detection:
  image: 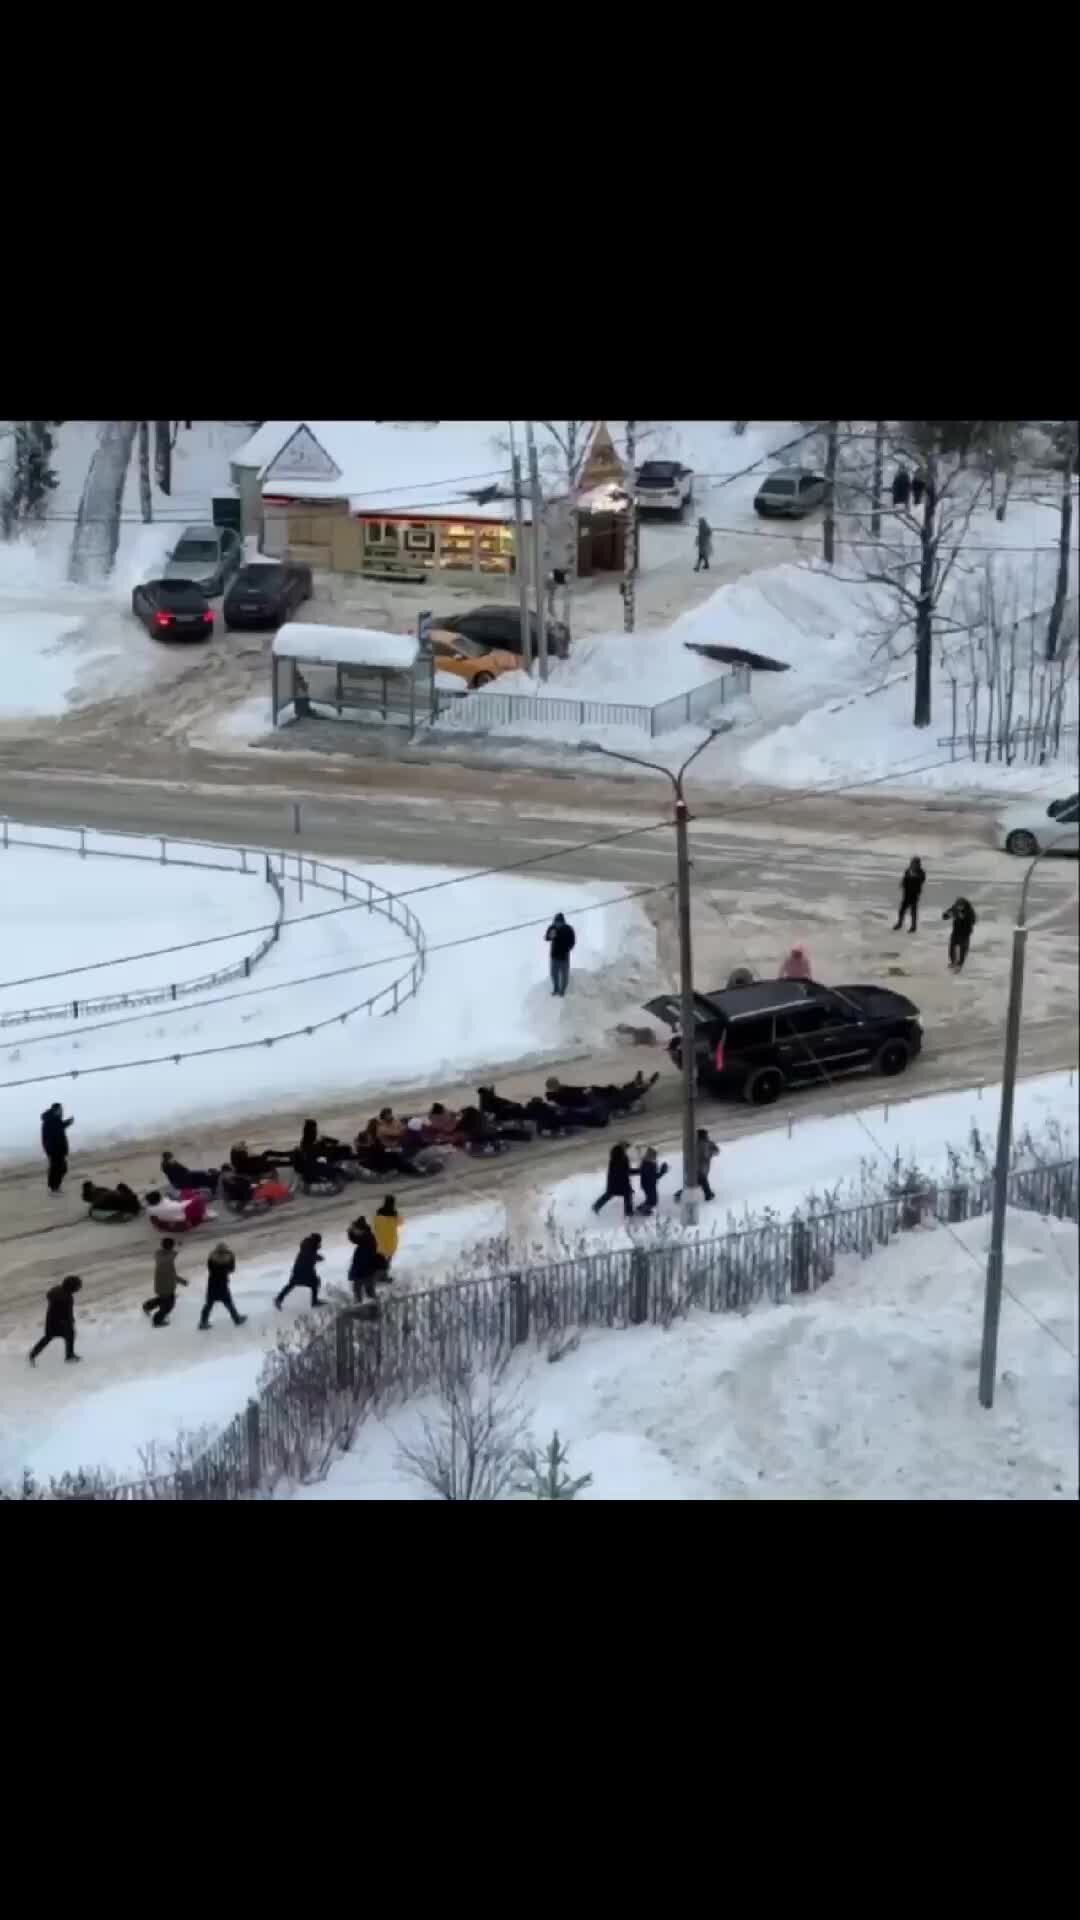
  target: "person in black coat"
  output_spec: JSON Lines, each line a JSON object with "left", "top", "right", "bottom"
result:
{"left": 161, "top": 1152, "right": 219, "bottom": 1195}
{"left": 592, "top": 1142, "right": 635, "bottom": 1218}
{"left": 29, "top": 1275, "right": 82, "bottom": 1364}
{"left": 943, "top": 898, "right": 977, "bottom": 971}
{"left": 198, "top": 1243, "right": 246, "bottom": 1330}
{"left": 82, "top": 1179, "right": 142, "bottom": 1220}
{"left": 274, "top": 1233, "right": 324, "bottom": 1312}
{"left": 894, "top": 857, "right": 926, "bottom": 932}
{"left": 891, "top": 467, "right": 911, "bottom": 509}
{"left": 544, "top": 913, "right": 577, "bottom": 997}
{"left": 347, "top": 1217, "right": 386, "bottom": 1303}
{"left": 911, "top": 469, "right": 927, "bottom": 508}
{"left": 41, "top": 1103, "right": 74, "bottom": 1194}
{"left": 633, "top": 1146, "right": 669, "bottom": 1216}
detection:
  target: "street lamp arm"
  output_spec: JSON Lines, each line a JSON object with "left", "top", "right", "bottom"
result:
{"left": 1018, "top": 831, "right": 1076, "bottom": 925}
{"left": 676, "top": 727, "right": 725, "bottom": 788}
{"left": 586, "top": 742, "right": 677, "bottom": 788}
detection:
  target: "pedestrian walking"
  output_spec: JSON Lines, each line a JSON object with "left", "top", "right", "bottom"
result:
{"left": 28, "top": 1275, "right": 82, "bottom": 1365}
{"left": 41, "top": 1102, "right": 74, "bottom": 1194}
{"left": 274, "top": 1233, "right": 324, "bottom": 1312}
{"left": 347, "top": 1217, "right": 385, "bottom": 1303}
{"left": 592, "top": 1142, "right": 635, "bottom": 1218}
{"left": 142, "top": 1237, "right": 188, "bottom": 1328}
{"left": 894, "top": 857, "right": 926, "bottom": 932}
{"left": 943, "top": 897, "right": 977, "bottom": 971}
{"left": 779, "top": 945, "right": 813, "bottom": 981}
{"left": 198, "top": 1242, "right": 246, "bottom": 1329}
{"left": 693, "top": 517, "right": 713, "bottom": 572}
{"left": 911, "top": 469, "right": 927, "bottom": 508}
{"left": 545, "top": 913, "right": 576, "bottom": 997}
{"left": 372, "top": 1198, "right": 400, "bottom": 1274}
{"left": 675, "top": 1130, "right": 719, "bottom": 1204}
{"left": 891, "top": 467, "right": 911, "bottom": 509}
{"left": 633, "top": 1146, "right": 669, "bottom": 1216}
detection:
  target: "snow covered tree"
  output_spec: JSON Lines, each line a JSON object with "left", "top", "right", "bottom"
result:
{"left": 68, "top": 420, "right": 137, "bottom": 583}
{"left": 514, "top": 1431, "right": 592, "bottom": 1500}
{"left": 1, "top": 421, "right": 61, "bottom": 537}
{"left": 137, "top": 421, "right": 153, "bottom": 522}
{"left": 1038, "top": 421, "right": 1078, "bottom": 662}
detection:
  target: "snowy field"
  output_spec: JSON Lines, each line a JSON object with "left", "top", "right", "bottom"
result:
{"left": 301, "top": 1207, "right": 1077, "bottom": 1502}
{"left": 0, "top": 1071, "right": 1073, "bottom": 1491}
{"left": 0, "top": 845, "right": 658, "bottom": 1162}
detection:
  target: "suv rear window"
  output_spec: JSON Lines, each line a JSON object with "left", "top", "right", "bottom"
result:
{"left": 233, "top": 566, "right": 284, "bottom": 590}
{"left": 760, "top": 478, "right": 795, "bottom": 496}
{"left": 640, "top": 463, "right": 678, "bottom": 481}
{"left": 157, "top": 580, "right": 208, "bottom": 608}
{"left": 173, "top": 538, "right": 219, "bottom": 562}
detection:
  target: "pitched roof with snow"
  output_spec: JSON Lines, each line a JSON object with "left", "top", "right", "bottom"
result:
{"left": 233, "top": 420, "right": 527, "bottom": 519}
{"left": 273, "top": 623, "right": 420, "bottom": 671}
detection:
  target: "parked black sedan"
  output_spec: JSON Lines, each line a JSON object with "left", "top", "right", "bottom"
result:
{"left": 223, "top": 561, "right": 313, "bottom": 631}
{"left": 132, "top": 577, "right": 215, "bottom": 640}
{"left": 645, "top": 976, "right": 923, "bottom": 1106}
{"left": 434, "top": 603, "right": 570, "bottom": 656}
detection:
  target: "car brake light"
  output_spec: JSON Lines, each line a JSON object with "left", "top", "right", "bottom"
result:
{"left": 714, "top": 1035, "right": 725, "bottom": 1072}
{"left": 155, "top": 612, "right": 172, "bottom": 626}
{"left": 203, "top": 610, "right": 214, "bottom": 621}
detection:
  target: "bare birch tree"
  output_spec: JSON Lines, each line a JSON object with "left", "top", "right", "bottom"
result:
{"left": 1042, "top": 421, "right": 1078, "bottom": 662}
{"left": 154, "top": 420, "right": 172, "bottom": 495}
{"left": 137, "top": 421, "right": 153, "bottom": 523}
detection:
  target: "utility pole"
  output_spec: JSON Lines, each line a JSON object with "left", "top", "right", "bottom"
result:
{"left": 871, "top": 421, "right": 884, "bottom": 539}
{"left": 508, "top": 421, "right": 532, "bottom": 672}
{"left": 524, "top": 421, "right": 548, "bottom": 681}
{"left": 585, "top": 730, "right": 723, "bottom": 1226}
{"left": 979, "top": 837, "right": 1072, "bottom": 1406}
{"left": 623, "top": 417, "right": 637, "bottom": 632}
{"left": 823, "top": 420, "right": 839, "bottom": 564}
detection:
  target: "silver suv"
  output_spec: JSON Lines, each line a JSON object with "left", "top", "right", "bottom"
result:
{"left": 754, "top": 469, "right": 827, "bottom": 518}
{"left": 164, "top": 523, "right": 243, "bottom": 596}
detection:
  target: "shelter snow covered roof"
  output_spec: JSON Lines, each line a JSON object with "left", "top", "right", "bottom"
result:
{"left": 273, "top": 624, "right": 419, "bottom": 671}
{"left": 233, "top": 420, "right": 527, "bottom": 517}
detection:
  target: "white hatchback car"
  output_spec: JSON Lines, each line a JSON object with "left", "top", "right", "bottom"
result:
{"left": 997, "top": 791, "right": 1079, "bottom": 856}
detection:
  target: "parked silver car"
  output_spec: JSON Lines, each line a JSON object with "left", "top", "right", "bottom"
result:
{"left": 754, "top": 469, "right": 827, "bottom": 518}
{"left": 163, "top": 524, "right": 243, "bottom": 597}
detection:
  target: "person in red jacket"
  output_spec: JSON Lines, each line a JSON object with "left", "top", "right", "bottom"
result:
{"left": 779, "top": 946, "right": 813, "bottom": 981}
{"left": 145, "top": 1188, "right": 212, "bottom": 1233}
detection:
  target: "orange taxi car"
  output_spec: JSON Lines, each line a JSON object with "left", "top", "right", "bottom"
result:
{"left": 427, "top": 628, "right": 519, "bottom": 690}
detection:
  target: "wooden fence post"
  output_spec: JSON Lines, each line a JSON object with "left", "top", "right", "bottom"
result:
{"left": 510, "top": 1273, "right": 529, "bottom": 1347}
{"left": 335, "top": 1313, "right": 353, "bottom": 1392}
{"left": 790, "top": 1219, "right": 810, "bottom": 1295}
{"left": 629, "top": 1248, "right": 650, "bottom": 1325}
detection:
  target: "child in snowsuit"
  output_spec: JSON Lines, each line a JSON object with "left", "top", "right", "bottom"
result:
{"left": 29, "top": 1275, "right": 82, "bottom": 1364}
{"left": 894, "top": 858, "right": 926, "bottom": 932}
{"left": 943, "top": 898, "right": 977, "bottom": 971}
{"left": 593, "top": 1143, "right": 635, "bottom": 1218}
{"left": 274, "top": 1233, "right": 324, "bottom": 1312}
{"left": 142, "top": 1238, "right": 188, "bottom": 1327}
{"left": 633, "top": 1147, "right": 669, "bottom": 1216}
{"left": 199, "top": 1243, "right": 245, "bottom": 1329}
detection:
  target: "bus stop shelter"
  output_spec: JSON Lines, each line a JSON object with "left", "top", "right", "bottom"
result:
{"left": 271, "top": 623, "right": 430, "bottom": 728}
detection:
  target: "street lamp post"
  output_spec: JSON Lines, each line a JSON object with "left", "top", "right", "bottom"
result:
{"left": 979, "top": 834, "right": 1074, "bottom": 1408}
{"left": 586, "top": 730, "right": 724, "bottom": 1226}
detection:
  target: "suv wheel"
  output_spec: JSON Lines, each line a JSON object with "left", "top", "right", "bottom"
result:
{"left": 743, "top": 1065, "right": 784, "bottom": 1106}
{"left": 875, "top": 1038, "right": 910, "bottom": 1077}
{"left": 472, "top": 671, "right": 495, "bottom": 688}
{"left": 1005, "top": 828, "right": 1038, "bottom": 856}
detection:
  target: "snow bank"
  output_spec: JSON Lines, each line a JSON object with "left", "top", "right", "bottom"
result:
{"left": 302, "top": 1206, "right": 1077, "bottom": 1501}
{"left": 274, "top": 623, "right": 419, "bottom": 671}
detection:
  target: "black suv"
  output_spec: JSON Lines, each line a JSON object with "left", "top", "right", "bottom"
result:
{"left": 433, "top": 604, "right": 570, "bottom": 656}
{"left": 223, "top": 562, "right": 313, "bottom": 632}
{"left": 644, "top": 978, "right": 922, "bottom": 1107}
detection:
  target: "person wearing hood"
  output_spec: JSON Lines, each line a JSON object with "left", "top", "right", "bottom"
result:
{"left": 372, "top": 1197, "right": 401, "bottom": 1271}
{"left": 544, "top": 913, "right": 577, "bottom": 997}
{"left": 693, "top": 518, "right": 713, "bottom": 572}
{"left": 274, "top": 1233, "right": 324, "bottom": 1312}
{"left": 142, "top": 1238, "right": 188, "bottom": 1328}
{"left": 675, "top": 1130, "right": 719, "bottom": 1204}
{"left": 891, "top": 467, "right": 911, "bottom": 509}
{"left": 894, "top": 858, "right": 926, "bottom": 932}
{"left": 592, "top": 1142, "right": 635, "bottom": 1218}
{"left": 198, "top": 1243, "right": 245, "bottom": 1330}
{"left": 633, "top": 1146, "right": 669, "bottom": 1216}
{"left": 348, "top": 1217, "right": 386, "bottom": 1303}
{"left": 943, "top": 897, "right": 977, "bottom": 971}
{"left": 41, "top": 1103, "right": 74, "bottom": 1194}
{"left": 29, "top": 1275, "right": 82, "bottom": 1364}
{"left": 82, "top": 1179, "right": 142, "bottom": 1220}
{"left": 779, "top": 946, "right": 813, "bottom": 982}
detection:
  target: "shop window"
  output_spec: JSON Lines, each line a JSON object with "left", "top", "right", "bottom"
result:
{"left": 439, "top": 522, "right": 477, "bottom": 570}
{"left": 365, "top": 521, "right": 382, "bottom": 543}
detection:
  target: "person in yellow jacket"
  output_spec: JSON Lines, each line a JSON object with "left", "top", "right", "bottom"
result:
{"left": 372, "top": 1196, "right": 400, "bottom": 1273}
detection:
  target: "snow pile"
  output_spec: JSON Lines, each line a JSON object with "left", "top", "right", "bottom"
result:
{"left": 302, "top": 1205, "right": 1077, "bottom": 1501}
{"left": 273, "top": 624, "right": 419, "bottom": 670}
